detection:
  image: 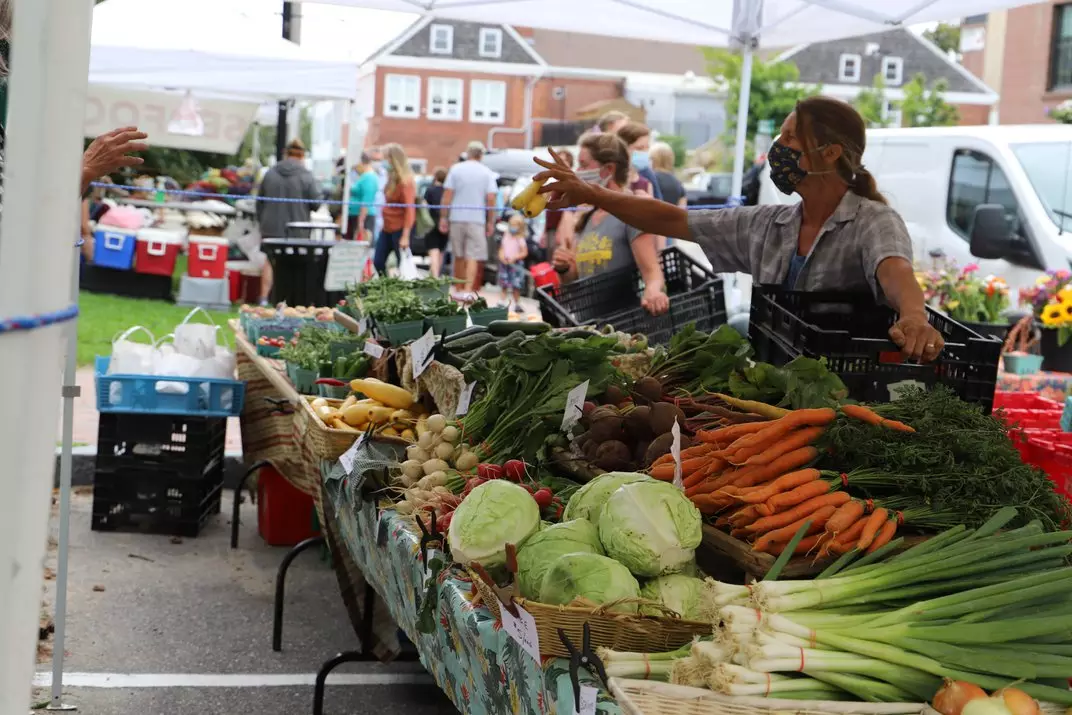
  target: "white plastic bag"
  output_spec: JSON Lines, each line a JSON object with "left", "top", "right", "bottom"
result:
{"left": 153, "top": 335, "right": 196, "bottom": 394}
{"left": 108, "top": 326, "right": 158, "bottom": 375}
{"left": 398, "top": 249, "right": 420, "bottom": 281}
{"left": 173, "top": 307, "right": 220, "bottom": 360}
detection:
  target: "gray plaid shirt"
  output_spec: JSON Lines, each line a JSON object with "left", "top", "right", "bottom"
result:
{"left": 686, "top": 191, "right": 913, "bottom": 298}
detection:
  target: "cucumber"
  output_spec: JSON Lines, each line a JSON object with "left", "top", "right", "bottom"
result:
{"left": 462, "top": 342, "right": 501, "bottom": 363}
{"left": 487, "top": 320, "right": 551, "bottom": 336}
{"left": 442, "top": 325, "right": 487, "bottom": 345}
{"left": 437, "top": 351, "right": 467, "bottom": 369}
{"left": 496, "top": 330, "right": 529, "bottom": 350}
{"left": 444, "top": 331, "right": 496, "bottom": 353}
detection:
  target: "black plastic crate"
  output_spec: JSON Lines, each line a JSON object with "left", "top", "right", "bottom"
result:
{"left": 95, "top": 413, "right": 226, "bottom": 477}
{"left": 749, "top": 286, "right": 1001, "bottom": 412}
{"left": 91, "top": 463, "right": 223, "bottom": 537}
{"left": 537, "top": 247, "right": 726, "bottom": 343}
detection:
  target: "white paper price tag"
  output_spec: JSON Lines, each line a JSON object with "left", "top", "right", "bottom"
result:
{"left": 338, "top": 432, "right": 366, "bottom": 474}
{"left": 671, "top": 419, "right": 683, "bottom": 490}
{"left": 363, "top": 340, "right": 385, "bottom": 359}
{"left": 357, "top": 317, "right": 368, "bottom": 334}
{"left": 572, "top": 685, "right": 598, "bottom": 715}
{"left": 561, "top": 379, "right": 590, "bottom": 432}
{"left": 456, "top": 381, "right": 477, "bottom": 417}
{"left": 500, "top": 603, "right": 541, "bottom": 662}
{"left": 465, "top": 309, "right": 474, "bottom": 329}
{"left": 411, "top": 328, "right": 436, "bottom": 380}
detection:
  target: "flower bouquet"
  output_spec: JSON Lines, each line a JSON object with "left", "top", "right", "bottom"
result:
{"left": 916, "top": 262, "right": 1010, "bottom": 338}
{"left": 1019, "top": 269, "right": 1072, "bottom": 371}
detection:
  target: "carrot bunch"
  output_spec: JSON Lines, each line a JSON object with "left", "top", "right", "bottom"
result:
{"left": 666, "top": 405, "right": 907, "bottom": 558}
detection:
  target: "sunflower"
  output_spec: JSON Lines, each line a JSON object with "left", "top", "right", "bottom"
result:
{"left": 1042, "top": 303, "right": 1065, "bottom": 326}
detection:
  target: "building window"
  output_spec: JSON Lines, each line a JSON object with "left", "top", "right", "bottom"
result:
{"left": 838, "top": 53, "right": 861, "bottom": 82}
{"left": 478, "top": 28, "right": 503, "bottom": 58}
{"left": 964, "top": 13, "right": 988, "bottom": 25}
{"left": 1053, "top": 5, "right": 1072, "bottom": 88}
{"left": 882, "top": 56, "right": 904, "bottom": 86}
{"left": 470, "top": 79, "right": 506, "bottom": 123}
{"left": 883, "top": 101, "right": 903, "bottom": 128}
{"left": 384, "top": 74, "right": 420, "bottom": 119}
{"left": 427, "top": 77, "right": 463, "bottom": 121}
{"left": 429, "top": 24, "right": 453, "bottom": 55}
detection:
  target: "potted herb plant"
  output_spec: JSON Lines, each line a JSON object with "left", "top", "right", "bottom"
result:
{"left": 365, "top": 291, "right": 426, "bottom": 345}
{"left": 1020, "top": 269, "right": 1072, "bottom": 372}
{"left": 917, "top": 263, "right": 1010, "bottom": 340}
{"left": 468, "top": 296, "right": 509, "bottom": 326}
{"left": 424, "top": 296, "right": 467, "bottom": 337}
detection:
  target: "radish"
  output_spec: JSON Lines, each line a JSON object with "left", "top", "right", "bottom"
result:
{"left": 503, "top": 459, "right": 526, "bottom": 482}
{"left": 533, "top": 488, "right": 553, "bottom": 508}
{"left": 477, "top": 463, "right": 503, "bottom": 480}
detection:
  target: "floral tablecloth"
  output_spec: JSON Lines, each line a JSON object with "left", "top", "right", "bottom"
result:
{"left": 998, "top": 370, "right": 1072, "bottom": 403}
{"left": 324, "top": 471, "right": 620, "bottom": 715}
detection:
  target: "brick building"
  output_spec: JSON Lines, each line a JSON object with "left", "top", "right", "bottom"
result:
{"left": 961, "top": 3, "right": 1072, "bottom": 124}
{"left": 355, "top": 17, "right": 726, "bottom": 170}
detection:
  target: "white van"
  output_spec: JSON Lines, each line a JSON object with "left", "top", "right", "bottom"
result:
{"left": 757, "top": 124, "right": 1072, "bottom": 306}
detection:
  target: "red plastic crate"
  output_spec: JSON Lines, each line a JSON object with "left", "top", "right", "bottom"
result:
{"left": 993, "top": 391, "right": 1063, "bottom": 431}
{"left": 1018, "top": 429, "right": 1072, "bottom": 499}
{"left": 257, "top": 465, "right": 320, "bottom": 546}
{"left": 993, "top": 392, "right": 1062, "bottom": 410}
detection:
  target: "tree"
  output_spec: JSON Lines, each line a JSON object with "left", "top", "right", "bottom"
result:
{"left": 704, "top": 48, "right": 816, "bottom": 147}
{"left": 899, "top": 73, "right": 960, "bottom": 127}
{"left": 923, "top": 23, "right": 962, "bottom": 58}
{"left": 854, "top": 74, "right": 891, "bottom": 128}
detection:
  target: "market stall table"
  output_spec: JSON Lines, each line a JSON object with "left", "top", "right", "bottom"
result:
{"left": 997, "top": 369, "right": 1072, "bottom": 403}
{"left": 322, "top": 466, "right": 620, "bottom": 715}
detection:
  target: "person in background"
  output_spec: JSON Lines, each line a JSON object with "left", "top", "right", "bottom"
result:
{"left": 367, "top": 145, "right": 388, "bottom": 238}
{"left": 498, "top": 213, "right": 529, "bottom": 312}
{"left": 421, "top": 167, "right": 449, "bottom": 277}
{"left": 346, "top": 152, "right": 379, "bottom": 242}
{"left": 741, "top": 153, "right": 767, "bottom": 207}
{"left": 650, "top": 142, "right": 686, "bottom": 208}
{"left": 256, "top": 138, "right": 320, "bottom": 238}
{"left": 373, "top": 143, "right": 416, "bottom": 275}
{"left": 539, "top": 148, "right": 573, "bottom": 261}
{"left": 616, "top": 122, "right": 664, "bottom": 201}
{"left": 535, "top": 96, "right": 945, "bottom": 361}
{"left": 78, "top": 129, "right": 149, "bottom": 264}
{"left": 80, "top": 177, "right": 114, "bottom": 263}
{"left": 550, "top": 132, "right": 669, "bottom": 316}
{"left": 439, "top": 140, "right": 498, "bottom": 293}
{"left": 596, "top": 110, "right": 629, "bottom": 135}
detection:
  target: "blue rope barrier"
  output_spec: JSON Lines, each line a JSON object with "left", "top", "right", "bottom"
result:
{"left": 0, "top": 304, "right": 79, "bottom": 336}
{"left": 92, "top": 182, "right": 741, "bottom": 212}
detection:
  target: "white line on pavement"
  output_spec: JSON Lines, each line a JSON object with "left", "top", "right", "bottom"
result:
{"left": 32, "top": 672, "right": 433, "bottom": 688}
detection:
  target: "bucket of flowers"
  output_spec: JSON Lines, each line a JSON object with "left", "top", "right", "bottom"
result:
{"left": 1020, "top": 269, "right": 1072, "bottom": 372}
{"left": 916, "top": 262, "right": 1011, "bottom": 340}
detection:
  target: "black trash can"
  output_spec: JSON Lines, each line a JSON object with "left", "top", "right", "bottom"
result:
{"left": 262, "top": 238, "right": 345, "bottom": 307}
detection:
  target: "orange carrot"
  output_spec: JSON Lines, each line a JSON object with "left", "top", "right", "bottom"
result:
{"left": 832, "top": 516, "right": 868, "bottom": 547}
{"left": 731, "top": 408, "right": 837, "bottom": 451}
{"left": 730, "top": 527, "right": 751, "bottom": 540}
{"left": 744, "top": 426, "right": 826, "bottom": 466}
{"left": 696, "top": 421, "right": 770, "bottom": 444}
{"left": 738, "top": 469, "right": 820, "bottom": 504}
{"left": 841, "top": 404, "right": 916, "bottom": 433}
{"left": 866, "top": 519, "right": 898, "bottom": 554}
{"left": 825, "top": 499, "right": 866, "bottom": 536}
{"left": 745, "top": 492, "right": 850, "bottom": 534}
{"left": 652, "top": 443, "right": 713, "bottom": 468}
{"left": 690, "top": 494, "right": 722, "bottom": 515}
{"left": 649, "top": 463, "right": 675, "bottom": 480}
{"left": 730, "top": 447, "right": 819, "bottom": 490}
{"left": 856, "top": 508, "right": 889, "bottom": 551}
{"left": 728, "top": 504, "right": 763, "bottom": 528}
{"left": 766, "top": 479, "right": 833, "bottom": 511}
{"left": 752, "top": 506, "right": 837, "bottom": 551}
{"left": 761, "top": 533, "right": 823, "bottom": 556}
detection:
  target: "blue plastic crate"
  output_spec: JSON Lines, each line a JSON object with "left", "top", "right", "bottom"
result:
{"left": 1062, "top": 396, "right": 1072, "bottom": 433}
{"left": 95, "top": 356, "right": 245, "bottom": 417}
{"left": 94, "top": 228, "right": 137, "bottom": 270}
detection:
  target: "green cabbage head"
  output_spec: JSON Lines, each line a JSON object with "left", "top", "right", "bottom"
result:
{"left": 515, "top": 520, "right": 603, "bottom": 600}
{"left": 598, "top": 480, "right": 702, "bottom": 577}
{"left": 562, "top": 471, "right": 651, "bottom": 524}
{"left": 538, "top": 552, "right": 640, "bottom": 613}
{"left": 448, "top": 480, "right": 539, "bottom": 571}
{"left": 639, "top": 574, "right": 710, "bottom": 620}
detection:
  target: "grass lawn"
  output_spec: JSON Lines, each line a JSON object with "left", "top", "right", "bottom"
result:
{"left": 77, "top": 252, "right": 237, "bottom": 366}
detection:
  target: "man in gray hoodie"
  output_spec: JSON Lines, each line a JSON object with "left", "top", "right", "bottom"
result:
{"left": 256, "top": 138, "right": 322, "bottom": 238}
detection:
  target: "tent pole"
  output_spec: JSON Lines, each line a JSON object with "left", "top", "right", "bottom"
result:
{"left": 0, "top": 0, "right": 90, "bottom": 708}
{"left": 340, "top": 100, "right": 355, "bottom": 238}
{"left": 730, "top": 42, "right": 755, "bottom": 201}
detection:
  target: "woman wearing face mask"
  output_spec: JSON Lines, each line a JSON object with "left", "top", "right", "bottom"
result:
{"left": 551, "top": 132, "right": 669, "bottom": 316}
{"left": 536, "top": 96, "right": 944, "bottom": 362}
{"left": 616, "top": 122, "right": 663, "bottom": 201}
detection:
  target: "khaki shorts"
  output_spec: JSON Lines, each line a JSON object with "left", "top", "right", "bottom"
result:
{"left": 449, "top": 222, "right": 488, "bottom": 261}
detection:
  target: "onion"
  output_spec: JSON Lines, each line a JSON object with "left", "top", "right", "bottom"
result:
{"left": 962, "top": 698, "right": 1013, "bottom": 715}
{"left": 995, "top": 689, "right": 1040, "bottom": 715}
{"left": 934, "top": 679, "right": 989, "bottom": 715}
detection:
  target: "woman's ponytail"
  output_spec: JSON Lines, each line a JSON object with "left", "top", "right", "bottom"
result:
{"left": 850, "top": 167, "right": 887, "bottom": 205}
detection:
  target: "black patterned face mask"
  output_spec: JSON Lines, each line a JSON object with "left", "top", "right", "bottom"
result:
{"left": 767, "top": 140, "right": 833, "bottom": 195}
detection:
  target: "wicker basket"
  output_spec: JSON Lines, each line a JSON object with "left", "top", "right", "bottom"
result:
{"left": 470, "top": 571, "right": 712, "bottom": 659}
{"left": 294, "top": 395, "right": 411, "bottom": 462}
{"left": 609, "top": 679, "right": 931, "bottom": 715}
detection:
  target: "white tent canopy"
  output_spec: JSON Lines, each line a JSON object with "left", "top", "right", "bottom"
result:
{"left": 90, "top": 0, "right": 361, "bottom": 100}
{"left": 286, "top": 0, "right": 1044, "bottom": 192}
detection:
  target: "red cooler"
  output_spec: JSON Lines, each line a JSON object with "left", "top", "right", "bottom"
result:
{"left": 530, "top": 262, "right": 561, "bottom": 291}
{"left": 257, "top": 465, "right": 319, "bottom": 546}
{"left": 188, "top": 235, "right": 229, "bottom": 279}
{"left": 134, "top": 228, "right": 183, "bottom": 276}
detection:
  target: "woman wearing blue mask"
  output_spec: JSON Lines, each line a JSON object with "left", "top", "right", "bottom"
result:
{"left": 616, "top": 122, "right": 663, "bottom": 201}
{"left": 534, "top": 96, "right": 944, "bottom": 363}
